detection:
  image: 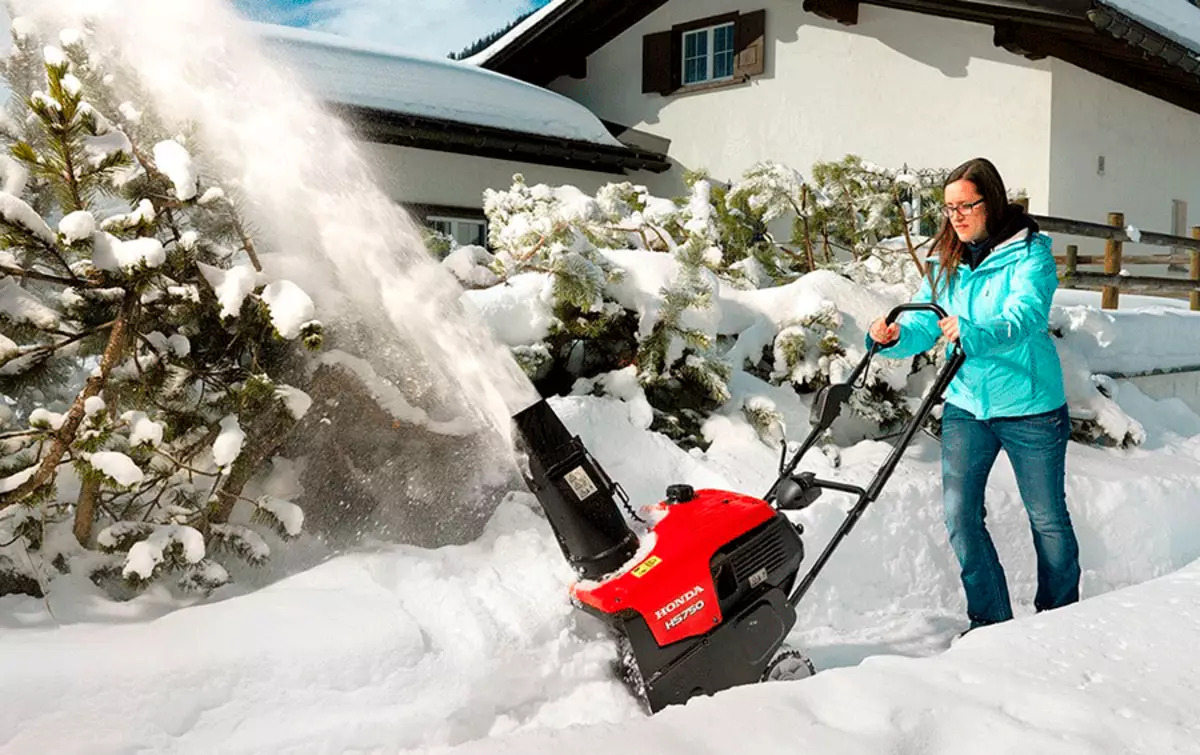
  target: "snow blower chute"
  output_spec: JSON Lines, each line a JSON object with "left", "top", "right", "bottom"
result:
{"left": 513, "top": 303, "right": 965, "bottom": 713}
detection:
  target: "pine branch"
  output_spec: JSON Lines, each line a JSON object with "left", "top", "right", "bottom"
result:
{"left": 0, "top": 319, "right": 117, "bottom": 371}
{"left": 0, "top": 291, "right": 136, "bottom": 510}
{"left": 0, "top": 263, "right": 101, "bottom": 288}
{"left": 891, "top": 187, "right": 926, "bottom": 276}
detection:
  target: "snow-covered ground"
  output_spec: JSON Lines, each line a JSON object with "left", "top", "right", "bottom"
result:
{"left": 3, "top": 365, "right": 1200, "bottom": 753}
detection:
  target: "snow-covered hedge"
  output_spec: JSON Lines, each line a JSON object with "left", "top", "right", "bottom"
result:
{"left": 445, "top": 167, "right": 1149, "bottom": 453}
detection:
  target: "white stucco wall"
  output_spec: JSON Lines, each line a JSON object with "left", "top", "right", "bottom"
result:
{"left": 357, "top": 142, "right": 672, "bottom": 213}
{"left": 1047, "top": 59, "right": 1200, "bottom": 259}
{"left": 550, "top": 1, "right": 1053, "bottom": 210}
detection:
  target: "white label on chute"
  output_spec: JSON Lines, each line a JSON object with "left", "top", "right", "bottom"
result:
{"left": 564, "top": 466, "right": 598, "bottom": 501}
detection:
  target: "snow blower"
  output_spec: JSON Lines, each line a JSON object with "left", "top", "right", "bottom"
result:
{"left": 513, "top": 303, "right": 965, "bottom": 713}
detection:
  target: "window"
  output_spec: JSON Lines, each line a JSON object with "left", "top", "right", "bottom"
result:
{"left": 427, "top": 215, "right": 487, "bottom": 248}
{"left": 642, "top": 10, "right": 766, "bottom": 96}
{"left": 683, "top": 23, "right": 736, "bottom": 85}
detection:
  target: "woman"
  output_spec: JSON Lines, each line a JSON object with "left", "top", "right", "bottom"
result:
{"left": 867, "top": 157, "right": 1080, "bottom": 633}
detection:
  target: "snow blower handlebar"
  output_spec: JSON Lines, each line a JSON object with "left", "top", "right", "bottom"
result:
{"left": 765, "top": 302, "right": 967, "bottom": 608}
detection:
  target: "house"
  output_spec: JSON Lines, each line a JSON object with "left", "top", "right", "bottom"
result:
{"left": 251, "top": 23, "right": 672, "bottom": 246}
{"left": 469, "top": 0, "right": 1200, "bottom": 256}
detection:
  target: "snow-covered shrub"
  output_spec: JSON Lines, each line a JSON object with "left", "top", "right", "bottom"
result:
{"left": 481, "top": 174, "right": 739, "bottom": 447}
{"left": 0, "top": 22, "right": 320, "bottom": 596}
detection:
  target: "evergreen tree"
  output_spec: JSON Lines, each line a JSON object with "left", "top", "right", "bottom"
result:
{"left": 0, "top": 21, "right": 322, "bottom": 595}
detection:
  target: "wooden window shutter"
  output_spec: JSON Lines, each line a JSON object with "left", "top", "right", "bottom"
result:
{"left": 642, "top": 31, "right": 673, "bottom": 94}
{"left": 734, "top": 9, "right": 766, "bottom": 78}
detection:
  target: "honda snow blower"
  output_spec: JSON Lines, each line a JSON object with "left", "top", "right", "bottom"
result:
{"left": 512, "top": 304, "right": 964, "bottom": 713}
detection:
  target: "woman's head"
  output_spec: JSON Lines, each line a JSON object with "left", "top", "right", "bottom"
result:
{"left": 928, "top": 157, "right": 1013, "bottom": 296}
{"left": 942, "top": 157, "right": 1009, "bottom": 244}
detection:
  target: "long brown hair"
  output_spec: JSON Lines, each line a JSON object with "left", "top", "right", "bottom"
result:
{"left": 927, "top": 157, "right": 1010, "bottom": 299}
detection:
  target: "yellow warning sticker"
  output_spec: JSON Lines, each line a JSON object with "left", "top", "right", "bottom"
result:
{"left": 632, "top": 555, "right": 662, "bottom": 578}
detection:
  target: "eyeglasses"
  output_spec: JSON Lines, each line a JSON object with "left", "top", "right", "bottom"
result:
{"left": 940, "top": 198, "right": 986, "bottom": 218}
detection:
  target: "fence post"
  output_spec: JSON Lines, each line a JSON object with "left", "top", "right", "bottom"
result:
{"left": 1064, "top": 244, "right": 1078, "bottom": 288}
{"left": 1102, "top": 212, "right": 1123, "bottom": 310}
{"left": 1191, "top": 226, "right": 1200, "bottom": 312}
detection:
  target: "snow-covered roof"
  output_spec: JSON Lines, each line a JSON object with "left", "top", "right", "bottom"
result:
{"left": 251, "top": 22, "right": 623, "bottom": 148}
{"left": 1100, "top": 0, "right": 1200, "bottom": 57}
{"left": 462, "top": 0, "right": 576, "bottom": 66}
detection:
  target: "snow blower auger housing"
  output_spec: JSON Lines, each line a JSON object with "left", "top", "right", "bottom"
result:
{"left": 513, "top": 303, "right": 965, "bottom": 714}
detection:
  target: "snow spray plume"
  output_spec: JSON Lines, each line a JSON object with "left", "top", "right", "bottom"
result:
{"left": 6, "top": 0, "right": 539, "bottom": 546}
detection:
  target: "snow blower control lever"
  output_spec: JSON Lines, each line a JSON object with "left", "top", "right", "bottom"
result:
{"left": 511, "top": 301, "right": 964, "bottom": 714}
{"left": 773, "top": 302, "right": 965, "bottom": 606}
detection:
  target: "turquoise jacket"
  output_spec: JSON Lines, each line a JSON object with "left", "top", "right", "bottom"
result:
{"left": 867, "top": 229, "right": 1066, "bottom": 420}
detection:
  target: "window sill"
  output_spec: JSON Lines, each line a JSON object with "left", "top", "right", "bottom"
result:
{"left": 666, "top": 75, "right": 752, "bottom": 97}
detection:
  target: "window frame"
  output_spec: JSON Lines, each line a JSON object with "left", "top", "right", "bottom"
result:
{"left": 681, "top": 22, "right": 737, "bottom": 86}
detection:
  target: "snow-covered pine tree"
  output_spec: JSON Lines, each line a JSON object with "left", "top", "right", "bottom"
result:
{"left": 723, "top": 162, "right": 827, "bottom": 285}
{"left": 634, "top": 177, "right": 732, "bottom": 447}
{"left": 806, "top": 155, "right": 946, "bottom": 278}
{"left": 0, "top": 21, "right": 321, "bottom": 596}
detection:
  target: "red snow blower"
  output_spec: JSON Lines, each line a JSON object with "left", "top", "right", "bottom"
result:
{"left": 513, "top": 303, "right": 964, "bottom": 713}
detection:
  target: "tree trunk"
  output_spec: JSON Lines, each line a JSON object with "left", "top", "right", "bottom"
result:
{"left": 212, "top": 406, "right": 294, "bottom": 524}
{"left": 0, "top": 291, "right": 137, "bottom": 512}
{"left": 73, "top": 477, "right": 100, "bottom": 546}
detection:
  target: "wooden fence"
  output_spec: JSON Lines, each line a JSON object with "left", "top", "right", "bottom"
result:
{"left": 1033, "top": 211, "right": 1200, "bottom": 311}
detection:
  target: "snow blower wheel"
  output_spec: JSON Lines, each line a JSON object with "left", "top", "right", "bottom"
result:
{"left": 762, "top": 647, "right": 817, "bottom": 683}
{"left": 514, "top": 302, "right": 965, "bottom": 714}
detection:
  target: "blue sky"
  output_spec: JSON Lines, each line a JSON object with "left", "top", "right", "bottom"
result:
{"left": 232, "top": 0, "right": 548, "bottom": 58}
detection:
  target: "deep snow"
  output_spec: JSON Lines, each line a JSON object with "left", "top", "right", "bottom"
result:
{"left": 4, "top": 376, "right": 1200, "bottom": 753}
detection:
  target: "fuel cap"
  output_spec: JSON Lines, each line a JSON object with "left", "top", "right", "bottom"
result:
{"left": 665, "top": 484, "right": 695, "bottom": 504}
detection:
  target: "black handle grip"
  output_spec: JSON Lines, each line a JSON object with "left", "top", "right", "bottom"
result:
{"left": 884, "top": 302, "right": 949, "bottom": 325}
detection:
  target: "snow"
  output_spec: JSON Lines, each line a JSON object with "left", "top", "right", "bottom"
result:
{"left": 257, "top": 496, "right": 303, "bottom": 537}
{"left": 4, "top": 382, "right": 1200, "bottom": 752}
{"left": 0, "top": 155, "right": 29, "bottom": 196}
{"left": 89, "top": 450, "right": 143, "bottom": 487}
{"left": 197, "top": 261, "right": 257, "bottom": 319}
{"left": 252, "top": 22, "right": 624, "bottom": 148}
{"left": 462, "top": 0, "right": 572, "bottom": 66}
{"left": 58, "top": 209, "right": 95, "bottom": 243}
{"left": 1102, "top": 0, "right": 1200, "bottom": 57}
{"left": 61, "top": 73, "right": 81, "bottom": 96}
{"left": 274, "top": 384, "right": 312, "bottom": 419}
{"left": 212, "top": 414, "right": 245, "bottom": 469}
{"left": 0, "top": 279, "right": 60, "bottom": 329}
{"left": 1052, "top": 302, "right": 1200, "bottom": 376}
{"left": 211, "top": 523, "right": 270, "bottom": 563}
{"left": 81, "top": 129, "right": 132, "bottom": 169}
{"left": 90, "top": 232, "right": 166, "bottom": 273}
{"left": 59, "top": 28, "right": 83, "bottom": 48}
{"left": 100, "top": 197, "right": 156, "bottom": 230}
{"left": 315, "top": 349, "right": 477, "bottom": 435}
{"left": 198, "top": 186, "right": 225, "bottom": 205}
{"left": 10, "top": 16, "right": 37, "bottom": 42}
{"left": 121, "top": 410, "right": 164, "bottom": 448}
{"left": 29, "top": 407, "right": 65, "bottom": 430}
{"left": 83, "top": 395, "right": 105, "bottom": 416}
{"left": 0, "top": 465, "right": 36, "bottom": 494}
{"left": 0, "top": 191, "right": 56, "bottom": 245}
{"left": 122, "top": 524, "right": 206, "bottom": 580}
{"left": 260, "top": 279, "right": 315, "bottom": 339}
{"left": 443, "top": 245, "right": 501, "bottom": 289}
{"left": 152, "top": 139, "right": 198, "bottom": 201}
{"left": 42, "top": 44, "right": 66, "bottom": 67}
{"left": 460, "top": 272, "right": 555, "bottom": 346}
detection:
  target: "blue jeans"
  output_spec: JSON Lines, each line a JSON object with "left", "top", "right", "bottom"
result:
{"left": 940, "top": 401, "right": 1080, "bottom": 628}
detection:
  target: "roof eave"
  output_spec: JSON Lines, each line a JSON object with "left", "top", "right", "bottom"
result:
{"left": 328, "top": 103, "right": 672, "bottom": 175}
{"left": 1088, "top": 3, "right": 1200, "bottom": 77}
